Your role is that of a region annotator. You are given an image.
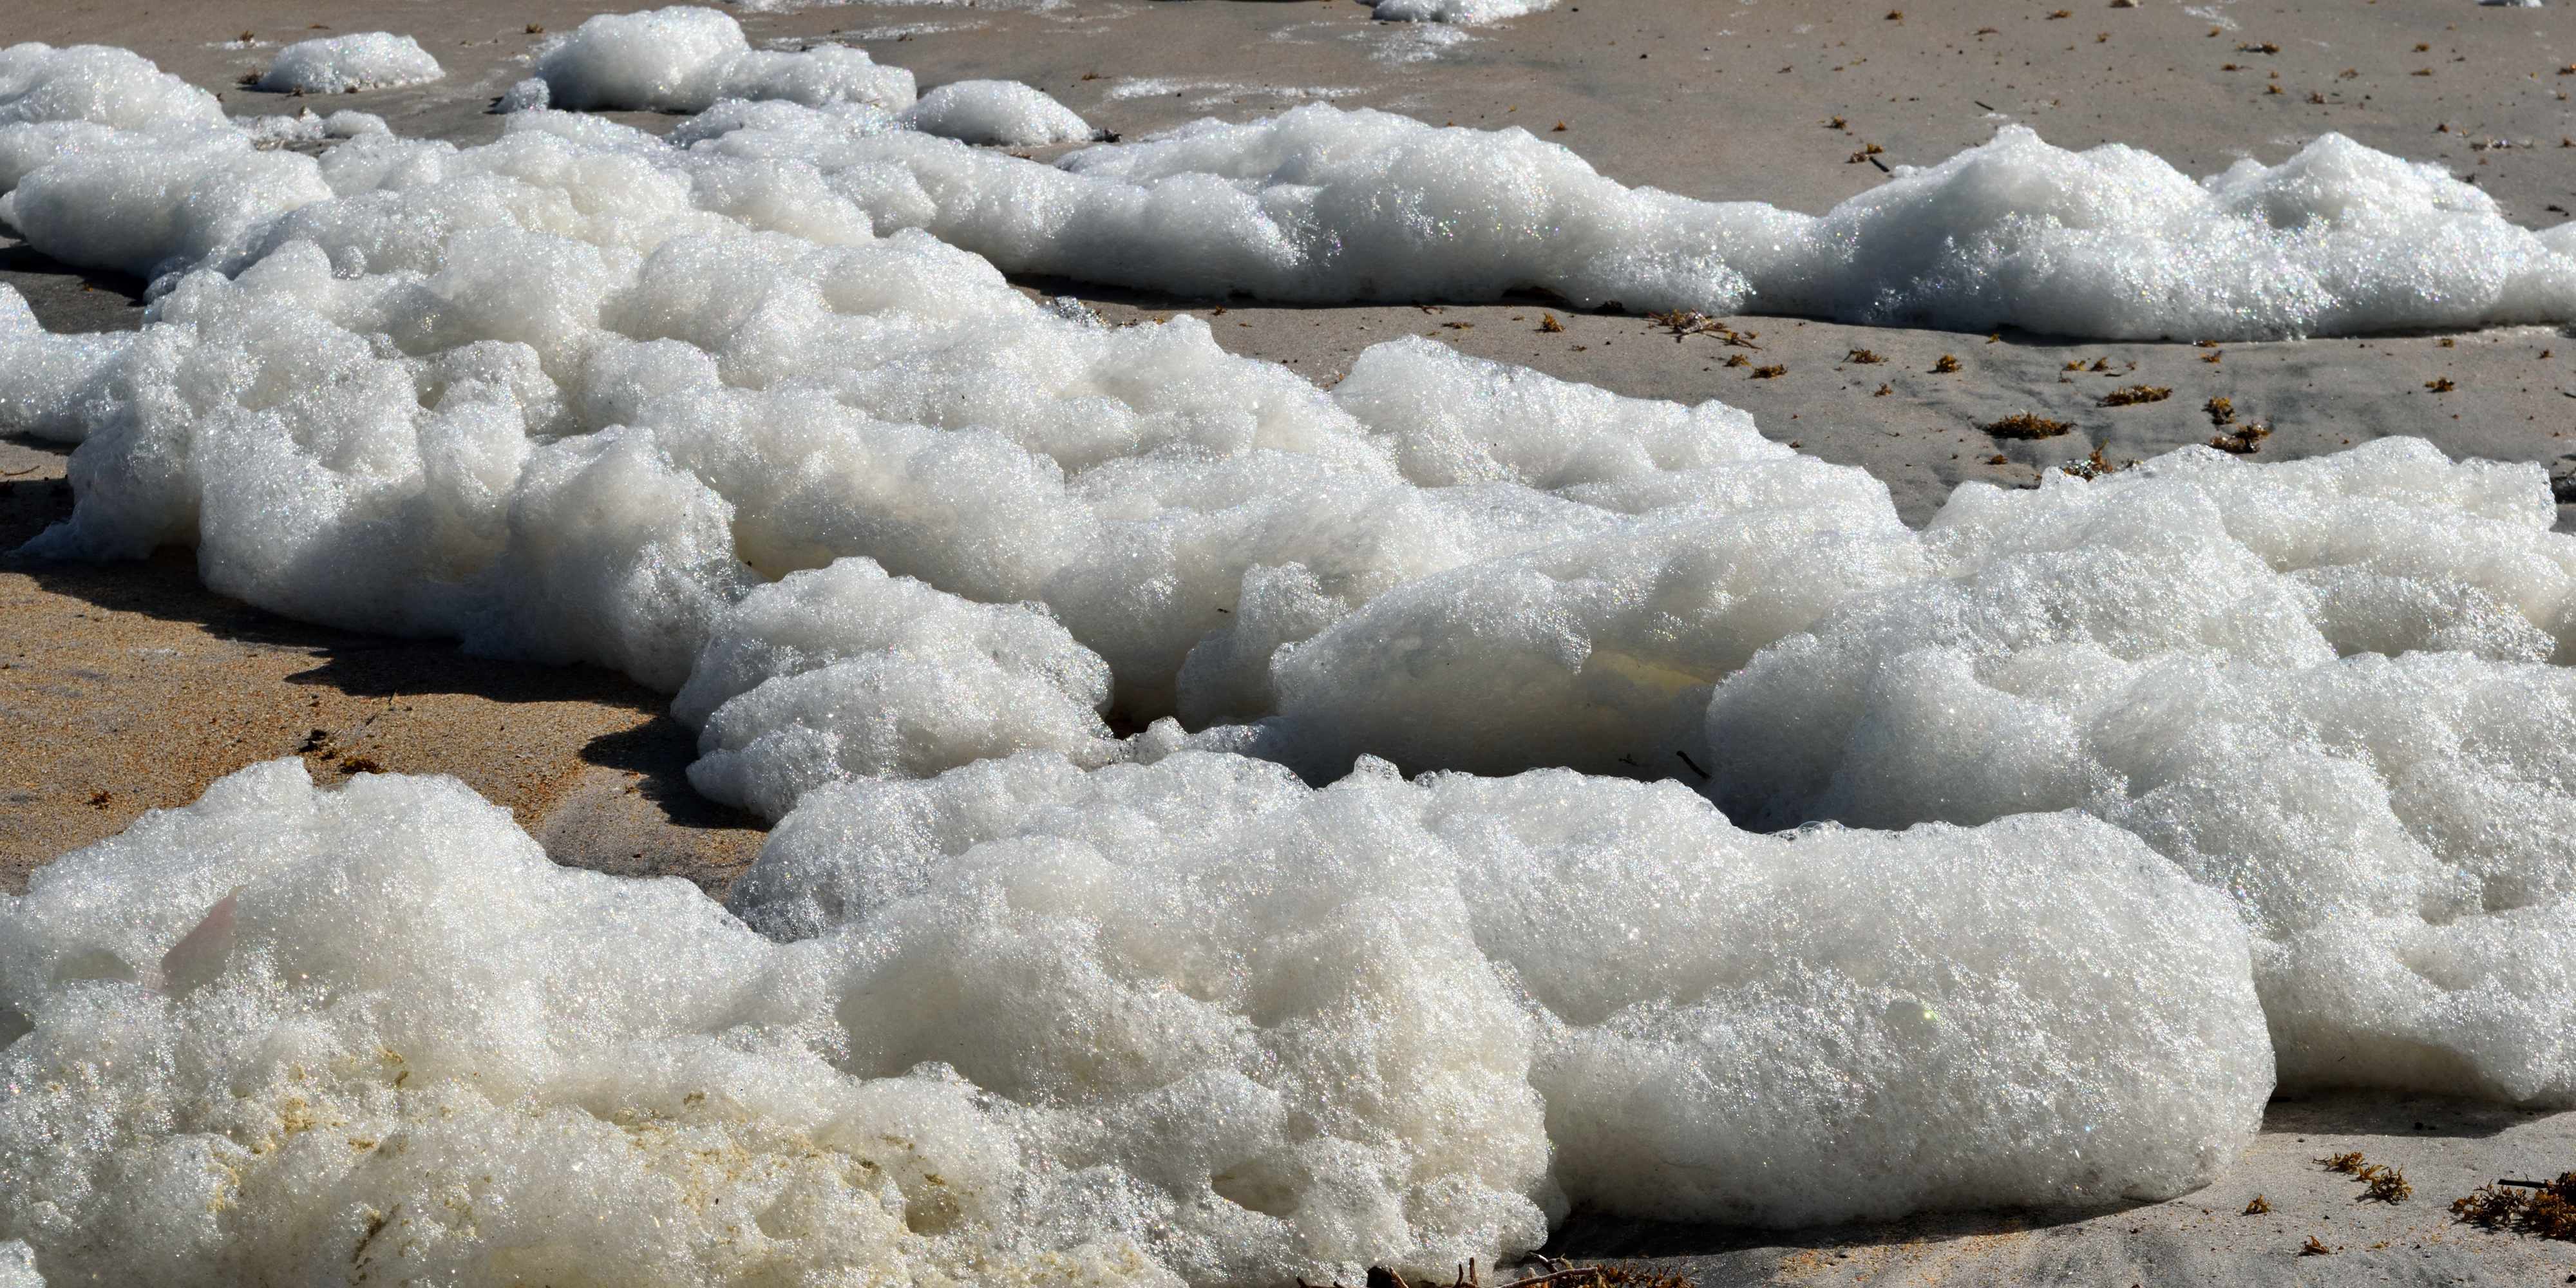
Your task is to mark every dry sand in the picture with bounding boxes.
[7,0,2576,1281]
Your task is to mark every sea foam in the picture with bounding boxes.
[3,26,2575,1286]
[257,33,445,95]
[0,755,2269,1283]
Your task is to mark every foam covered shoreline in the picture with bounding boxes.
[5,18,2576,1285]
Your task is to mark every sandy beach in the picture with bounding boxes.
[7,0,2576,1283]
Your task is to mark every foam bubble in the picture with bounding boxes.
[256,33,444,95]
[531,7,915,113]
[0,284,127,444]
[1706,441,2576,1102]
[0,43,223,132]
[1369,0,1556,23]
[1249,335,1928,774]
[1752,127,2576,337]
[900,79,1095,146]
[0,754,2269,1283]
[748,751,2273,1233]
[676,558,1122,819]
[0,126,332,281]
[497,76,549,113]
[232,109,390,146]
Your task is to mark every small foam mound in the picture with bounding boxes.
[0,754,2269,1283]
[0,126,332,281]
[0,44,231,203]
[900,79,1094,146]
[256,33,444,95]
[0,43,223,132]
[0,761,1095,1286]
[1752,127,2576,338]
[232,109,390,146]
[1264,507,1923,781]
[1370,0,1556,22]
[497,76,549,113]
[745,751,2271,1230]
[0,284,127,444]
[677,558,1122,819]
[531,7,915,113]
[1706,440,2576,1103]
[1191,339,1916,776]
[1042,104,1750,312]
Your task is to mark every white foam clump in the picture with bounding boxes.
[1235,338,1926,775]
[1367,23,1479,64]
[0,43,230,198]
[655,99,1741,312]
[0,43,222,132]
[1118,417,2576,1104]
[900,79,1094,146]
[232,109,390,146]
[0,753,2271,1283]
[256,33,444,95]
[0,123,332,282]
[1705,440,2576,1102]
[1028,105,1747,312]
[0,285,126,444]
[1750,126,2576,338]
[1370,0,1555,22]
[675,558,1122,819]
[1035,114,2576,336]
[777,103,2576,335]
[497,76,550,113]
[0,1243,35,1288]
[10,100,1857,728]
[1101,79,1361,105]
[13,50,2574,338]
[0,761,1072,1285]
[748,752,2274,1233]
[531,6,915,113]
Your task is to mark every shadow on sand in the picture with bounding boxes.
[2,433,761,878]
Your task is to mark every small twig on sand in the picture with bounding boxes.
[1501,1271,1609,1288]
